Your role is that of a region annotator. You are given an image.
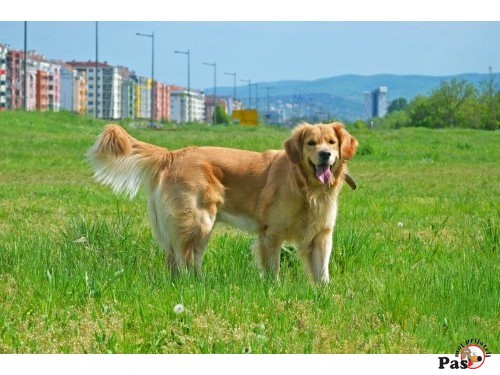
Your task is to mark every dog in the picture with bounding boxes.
[461,347,483,368]
[88,122,358,283]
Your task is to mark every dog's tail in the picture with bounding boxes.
[88,124,172,198]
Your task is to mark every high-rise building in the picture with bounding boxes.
[364,86,388,118]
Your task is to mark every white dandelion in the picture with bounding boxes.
[173,304,185,315]
[398,222,404,228]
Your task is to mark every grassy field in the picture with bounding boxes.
[0,111,498,354]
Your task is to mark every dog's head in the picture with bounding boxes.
[285,122,358,186]
[461,347,483,363]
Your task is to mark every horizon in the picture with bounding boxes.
[0,21,499,90]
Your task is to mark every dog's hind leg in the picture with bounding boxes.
[169,196,217,276]
[189,207,217,276]
[148,194,178,274]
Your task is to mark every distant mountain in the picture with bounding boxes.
[209,73,496,121]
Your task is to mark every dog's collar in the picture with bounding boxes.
[332,158,356,190]
[344,174,356,190]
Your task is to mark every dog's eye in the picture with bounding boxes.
[307,140,316,146]
[329,140,336,145]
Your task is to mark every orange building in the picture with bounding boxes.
[36,70,49,111]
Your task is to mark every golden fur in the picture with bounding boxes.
[88,122,358,283]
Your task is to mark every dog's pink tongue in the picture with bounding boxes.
[315,165,332,184]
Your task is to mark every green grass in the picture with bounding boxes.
[0,111,498,353]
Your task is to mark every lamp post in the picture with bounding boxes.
[136,31,155,127]
[224,71,236,100]
[265,86,275,124]
[241,79,251,109]
[203,61,216,125]
[174,49,190,124]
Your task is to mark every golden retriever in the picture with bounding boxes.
[88,122,358,283]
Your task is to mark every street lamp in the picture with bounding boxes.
[224,71,236,100]
[240,79,251,109]
[136,31,155,127]
[203,61,216,125]
[174,49,190,124]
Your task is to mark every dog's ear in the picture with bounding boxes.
[461,348,470,360]
[285,124,308,164]
[332,122,358,161]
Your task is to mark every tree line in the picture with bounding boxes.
[356,70,499,130]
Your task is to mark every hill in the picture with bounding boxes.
[211,73,496,121]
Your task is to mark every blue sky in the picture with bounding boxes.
[1,21,499,90]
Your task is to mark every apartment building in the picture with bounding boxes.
[68,61,122,119]
[154,81,169,122]
[4,49,61,112]
[170,90,205,123]
[29,53,61,111]
[0,45,7,111]
[59,63,87,114]
[1,46,209,124]
[6,49,24,109]
[134,76,151,120]
[117,66,135,119]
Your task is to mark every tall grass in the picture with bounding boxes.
[0,111,498,353]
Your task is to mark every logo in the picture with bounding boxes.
[438,338,491,370]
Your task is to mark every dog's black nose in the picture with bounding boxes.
[319,151,331,160]
[477,356,482,362]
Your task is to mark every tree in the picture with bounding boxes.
[407,95,434,128]
[213,104,230,125]
[406,79,477,128]
[429,78,477,128]
[479,67,500,130]
[383,110,410,129]
[388,98,408,114]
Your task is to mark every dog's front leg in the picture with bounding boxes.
[253,233,283,280]
[301,228,333,284]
